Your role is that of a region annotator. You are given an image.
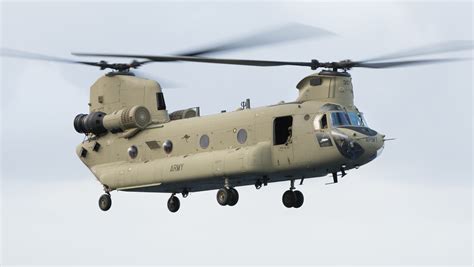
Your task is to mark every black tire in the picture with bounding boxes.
[293,190,304,208]
[282,190,296,208]
[167,196,180,213]
[216,188,230,206]
[228,188,239,206]
[99,194,112,211]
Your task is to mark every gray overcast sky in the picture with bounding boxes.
[1,1,472,265]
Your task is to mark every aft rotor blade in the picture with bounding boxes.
[361,40,474,62]
[1,48,102,67]
[353,58,470,69]
[177,23,335,56]
[72,52,316,68]
[2,48,153,71]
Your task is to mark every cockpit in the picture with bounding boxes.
[312,104,384,164]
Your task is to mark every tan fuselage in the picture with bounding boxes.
[76,72,384,193]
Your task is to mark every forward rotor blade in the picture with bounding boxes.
[353,58,470,69]
[176,23,335,56]
[361,40,474,62]
[1,48,102,67]
[72,52,315,68]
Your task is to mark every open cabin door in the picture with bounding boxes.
[272,116,294,168]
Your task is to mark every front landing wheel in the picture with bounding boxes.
[99,194,112,211]
[167,196,180,213]
[217,188,231,206]
[228,188,239,206]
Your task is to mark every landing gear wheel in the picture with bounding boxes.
[217,188,231,206]
[99,194,112,211]
[293,190,304,208]
[228,188,239,206]
[167,195,180,213]
[282,190,296,208]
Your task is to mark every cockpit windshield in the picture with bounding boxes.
[330,111,367,127]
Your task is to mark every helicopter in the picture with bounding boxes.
[2,24,472,213]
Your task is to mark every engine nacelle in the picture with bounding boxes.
[74,106,151,135]
[103,106,151,133]
[169,107,200,121]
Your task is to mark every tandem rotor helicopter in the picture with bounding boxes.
[2,24,472,213]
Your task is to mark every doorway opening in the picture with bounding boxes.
[273,116,293,145]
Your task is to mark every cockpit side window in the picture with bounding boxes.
[359,113,368,127]
[313,113,329,130]
[321,114,328,129]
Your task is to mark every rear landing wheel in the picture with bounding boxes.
[293,190,304,208]
[167,195,180,213]
[282,190,296,208]
[99,194,112,211]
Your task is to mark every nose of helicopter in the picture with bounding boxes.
[330,127,385,165]
[357,132,385,162]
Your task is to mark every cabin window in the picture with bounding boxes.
[237,129,247,144]
[128,145,138,159]
[273,116,293,145]
[199,135,209,149]
[156,92,166,110]
[163,140,173,154]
